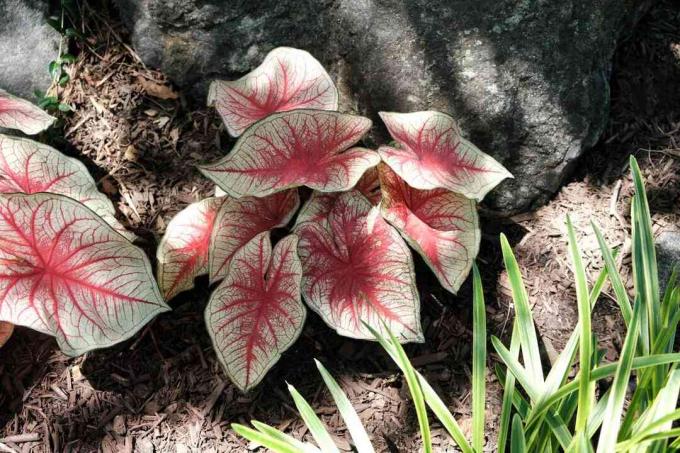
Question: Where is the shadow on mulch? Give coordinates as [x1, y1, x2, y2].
[0, 216, 522, 451]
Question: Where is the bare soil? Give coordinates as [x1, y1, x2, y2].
[1, 1, 679, 451]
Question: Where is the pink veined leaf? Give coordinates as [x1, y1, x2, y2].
[378, 164, 479, 294]
[209, 190, 299, 283]
[0, 89, 55, 135]
[199, 110, 379, 198]
[295, 167, 381, 226]
[0, 135, 136, 241]
[157, 197, 225, 300]
[206, 232, 305, 391]
[0, 321, 13, 348]
[296, 190, 423, 342]
[208, 47, 338, 137]
[378, 111, 512, 201]
[0, 193, 169, 356]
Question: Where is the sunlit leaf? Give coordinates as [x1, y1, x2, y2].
[206, 233, 305, 391]
[566, 216, 594, 433]
[250, 420, 322, 453]
[0, 135, 135, 241]
[0, 193, 169, 356]
[0, 321, 13, 348]
[156, 197, 224, 300]
[597, 300, 642, 453]
[209, 190, 299, 283]
[378, 163, 479, 294]
[378, 111, 511, 201]
[0, 89, 55, 135]
[199, 110, 378, 198]
[500, 234, 544, 386]
[629, 369, 680, 452]
[471, 264, 487, 452]
[296, 167, 380, 227]
[365, 322, 473, 453]
[232, 423, 307, 453]
[371, 321, 432, 452]
[288, 383, 340, 452]
[314, 360, 375, 453]
[297, 190, 422, 342]
[208, 47, 338, 137]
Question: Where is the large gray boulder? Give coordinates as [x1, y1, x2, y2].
[0, 0, 59, 100]
[115, 0, 650, 214]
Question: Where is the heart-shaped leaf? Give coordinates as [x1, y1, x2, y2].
[206, 232, 305, 391]
[296, 190, 422, 342]
[378, 164, 479, 294]
[0, 135, 135, 241]
[378, 111, 512, 201]
[0, 90, 55, 135]
[208, 47, 338, 137]
[0, 321, 13, 348]
[157, 197, 225, 300]
[296, 167, 381, 226]
[0, 193, 169, 356]
[199, 110, 378, 198]
[209, 189, 299, 283]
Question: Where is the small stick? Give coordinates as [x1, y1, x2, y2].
[0, 433, 40, 443]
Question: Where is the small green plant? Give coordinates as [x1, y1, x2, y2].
[38, 0, 82, 113]
[233, 156, 680, 452]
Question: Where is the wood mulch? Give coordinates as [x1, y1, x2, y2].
[1, 0, 679, 452]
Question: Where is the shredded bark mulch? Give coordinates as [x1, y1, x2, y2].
[1, 1, 679, 451]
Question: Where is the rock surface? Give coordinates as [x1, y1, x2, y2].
[115, 0, 650, 214]
[657, 231, 680, 294]
[0, 0, 60, 100]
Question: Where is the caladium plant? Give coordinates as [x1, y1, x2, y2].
[0, 193, 169, 355]
[208, 47, 338, 137]
[378, 111, 512, 200]
[157, 197, 225, 300]
[208, 190, 299, 283]
[378, 163, 479, 294]
[295, 167, 381, 226]
[0, 135, 136, 241]
[0, 91, 165, 355]
[160, 46, 510, 390]
[206, 232, 305, 391]
[0, 89, 55, 135]
[296, 190, 422, 341]
[199, 109, 378, 198]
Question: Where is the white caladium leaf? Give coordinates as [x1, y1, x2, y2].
[297, 190, 422, 342]
[199, 110, 378, 198]
[206, 232, 305, 391]
[209, 190, 299, 283]
[0, 321, 13, 348]
[0, 135, 136, 241]
[0, 89, 55, 135]
[295, 167, 381, 226]
[0, 193, 169, 356]
[208, 47, 338, 137]
[214, 185, 228, 197]
[157, 197, 225, 300]
[378, 164, 479, 294]
[378, 111, 512, 201]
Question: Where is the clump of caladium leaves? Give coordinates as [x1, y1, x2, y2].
[157, 46, 512, 391]
[0, 90, 169, 355]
